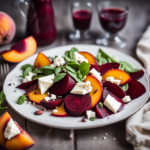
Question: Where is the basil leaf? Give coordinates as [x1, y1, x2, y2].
[90, 117, 96, 121]
[55, 66, 64, 75]
[70, 47, 78, 59]
[79, 61, 90, 75]
[54, 73, 66, 83]
[33, 75, 44, 80]
[0, 91, 5, 105]
[64, 51, 71, 62]
[0, 106, 8, 110]
[21, 64, 33, 70]
[77, 71, 82, 79]
[98, 102, 103, 108]
[18, 95, 26, 105]
[33, 66, 55, 74]
[120, 84, 129, 92]
[65, 65, 77, 74]
[95, 52, 107, 64]
[44, 69, 55, 76]
[65, 63, 80, 71]
[48, 56, 57, 60]
[67, 70, 82, 83]
[23, 66, 33, 78]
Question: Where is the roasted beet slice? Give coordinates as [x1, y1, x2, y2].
[90, 64, 98, 71]
[103, 81, 126, 99]
[126, 80, 146, 100]
[25, 83, 38, 95]
[16, 80, 37, 90]
[102, 89, 125, 112]
[40, 97, 64, 109]
[49, 74, 76, 96]
[64, 94, 91, 117]
[98, 63, 120, 75]
[130, 70, 144, 80]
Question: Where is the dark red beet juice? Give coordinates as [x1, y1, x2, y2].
[99, 8, 127, 33]
[72, 10, 92, 30]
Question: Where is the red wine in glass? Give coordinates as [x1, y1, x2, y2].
[73, 10, 92, 30]
[99, 8, 127, 33]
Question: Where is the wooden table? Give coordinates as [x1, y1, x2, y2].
[0, 0, 150, 149]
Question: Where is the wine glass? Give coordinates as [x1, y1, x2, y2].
[68, 2, 92, 41]
[96, 1, 129, 48]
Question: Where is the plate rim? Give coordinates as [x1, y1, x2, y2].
[3, 44, 150, 129]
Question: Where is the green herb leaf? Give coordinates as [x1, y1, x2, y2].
[55, 66, 64, 75]
[64, 51, 71, 62]
[90, 117, 96, 121]
[14, 90, 17, 92]
[95, 52, 107, 64]
[120, 84, 129, 92]
[98, 102, 103, 108]
[32, 75, 44, 80]
[69, 47, 78, 59]
[20, 75, 23, 78]
[18, 95, 26, 105]
[21, 64, 33, 70]
[48, 56, 57, 60]
[79, 61, 90, 75]
[0, 106, 8, 110]
[67, 70, 82, 83]
[54, 73, 66, 83]
[33, 66, 55, 74]
[23, 66, 33, 78]
[65, 65, 77, 74]
[0, 91, 5, 105]
[77, 71, 83, 79]
[44, 69, 55, 76]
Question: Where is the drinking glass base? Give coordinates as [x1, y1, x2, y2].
[96, 33, 127, 48]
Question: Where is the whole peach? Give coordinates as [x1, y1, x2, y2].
[0, 11, 16, 45]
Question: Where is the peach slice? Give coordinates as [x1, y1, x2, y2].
[28, 87, 48, 105]
[34, 52, 51, 68]
[84, 75, 103, 108]
[0, 112, 35, 150]
[1, 36, 37, 63]
[79, 52, 98, 66]
[102, 69, 131, 86]
[51, 102, 68, 117]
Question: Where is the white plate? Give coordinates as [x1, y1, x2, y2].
[3, 44, 150, 129]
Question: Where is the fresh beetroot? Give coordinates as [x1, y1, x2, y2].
[126, 79, 146, 100]
[98, 63, 120, 75]
[90, 64, 98, 71]
[16, 80, 37, 90]
[64, 94, 91, 117]
[103, 81, 126, 99]
[49, 74, 76, 96]
[40, 97, 64, 109]
[130, 70, 144, 80]
[102, 89, 125, 112]
[25, 83, 38, 95]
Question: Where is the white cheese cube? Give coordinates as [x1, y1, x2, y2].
[122, 95, 131, 103]
[89, 68, 102, 82]
[23, 72, 37, 83]
[4, 119, 20, 140]
[38, 74, 55, 94]
[70, 81, 93, 95]
[73, 52, 88, 64]
[50, 94, 56, 100]
[86, 110, 96, 119]
[104, 94, 121, 113]
[44, 96, 51, 101]
[106, 76, 121, 85]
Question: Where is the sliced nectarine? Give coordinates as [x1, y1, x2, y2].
[51, 102, 68, 117]
[28, 87, 48, 105]
[79, 52, 98, 66]
[34, 52, 51, 68]
[1, 36, 37, 63]
[84, 75, 103, 108]
[102, 69, 131, 86]
[0, 112, 11, 146]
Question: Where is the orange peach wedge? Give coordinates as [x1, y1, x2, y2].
[1, 36, 37, 63]
[84, 75, 103, 108]
[34, 52, 51, 68]
[0, 112, 35, 150]
[102, 69, 131, 86]
[28, 87, 48, 105]
[51, 102, 68, 117]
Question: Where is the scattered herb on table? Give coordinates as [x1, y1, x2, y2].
[18, 95, 26, 105]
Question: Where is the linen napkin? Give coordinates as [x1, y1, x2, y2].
[126, 25, 150, 150]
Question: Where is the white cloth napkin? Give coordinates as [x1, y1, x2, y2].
[126, 25, 150, 150]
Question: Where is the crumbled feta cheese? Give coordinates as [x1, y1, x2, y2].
[106, 76, 121, 85]
[50, 64, 55, 68]
[89, 68, 102, 82]
[50, 94, 56, 100]
[51, 55, 65, 68]
[28, 72, 37, 78]
[23, 72, 37, 83]
[38, 74, 55, 94]
[73, 52, 88, 64]
[104, 95, 121, 113]
[86, 110, 96, 119]
[122, 95, 131, 103]
[70, 81, 93, 95]
[53, 109, 58, 113]
[44, 96, 51, 101]
[13, 82, 17, 85]
[4, 119, 20, 140]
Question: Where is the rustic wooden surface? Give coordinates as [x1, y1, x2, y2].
[0, 0, 150, 149]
